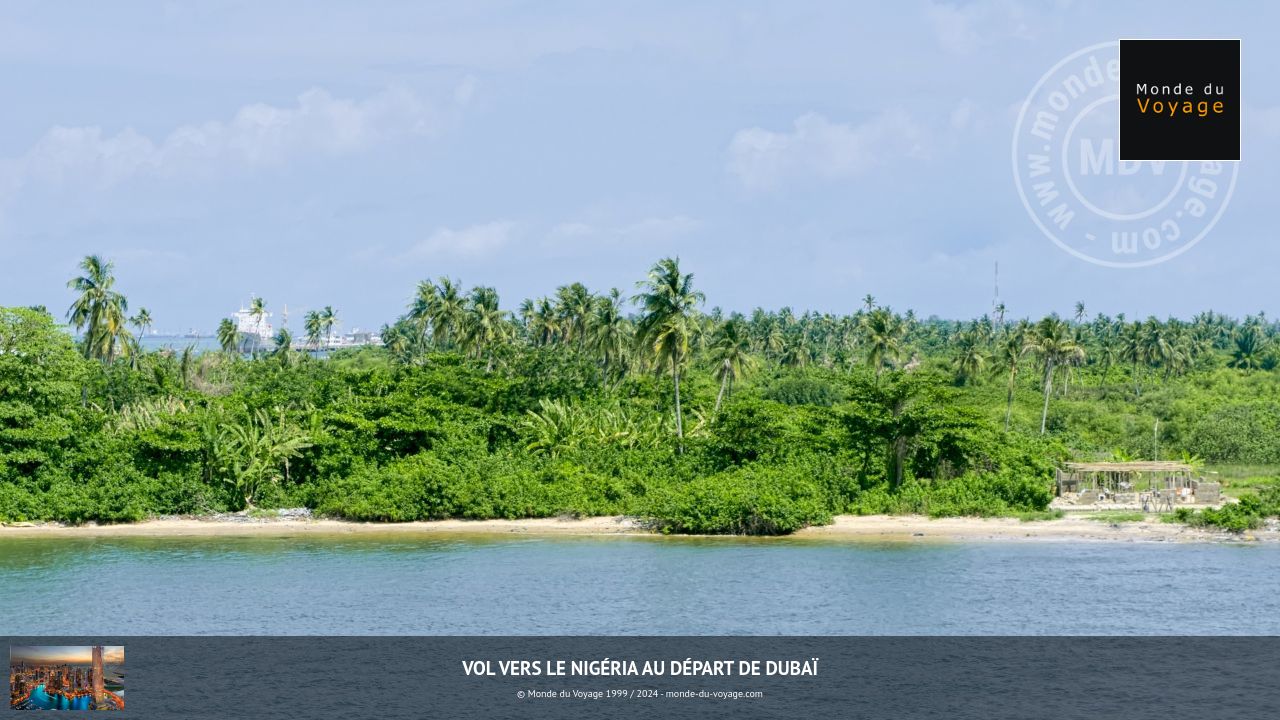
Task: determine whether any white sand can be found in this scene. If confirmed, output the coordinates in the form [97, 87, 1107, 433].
[1, 513, 1273, 542]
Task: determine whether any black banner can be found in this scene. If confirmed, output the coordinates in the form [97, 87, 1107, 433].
[5, 636, 1279, 719]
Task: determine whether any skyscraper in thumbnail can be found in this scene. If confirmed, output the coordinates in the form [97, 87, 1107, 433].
[91, 645, 105, 705]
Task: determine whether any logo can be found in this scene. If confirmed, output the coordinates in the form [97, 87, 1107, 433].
[1012, 41, 1238, 268]
[1119, 39, 1240, 161]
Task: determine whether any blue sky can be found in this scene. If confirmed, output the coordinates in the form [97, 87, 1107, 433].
[0, 1, 1277, 334]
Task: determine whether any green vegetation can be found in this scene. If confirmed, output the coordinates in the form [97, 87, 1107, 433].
[1085, 511, 1149, 523]
[4, 255, 1280, 534]
[1171, 488, 1280, 533]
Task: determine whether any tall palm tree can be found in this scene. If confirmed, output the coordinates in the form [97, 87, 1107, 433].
[431, 278, 466, 349]
[997, 322, 1029, 430]
[709, 318, 756, 413]
[526, 297, 559, 346]
[588, 289, 629, 379]
[859, 307, 905, 382]
[303, 310, 324, 351]
[1119, 321, 1149, 395]
[633, 257, 704, 447]
[1025, 316, 1084, 434]
[217, 318, 240, 354]
[408, 279, 437, 346]
[952, 329, 988, 385]
[130, 307, 153, 337]
[248, 297, 267, 353]
[555, 282, 595, 346]
[321, 306, 338, 348]
[462, 286, 511, 370]
[66, 254, 131, 362]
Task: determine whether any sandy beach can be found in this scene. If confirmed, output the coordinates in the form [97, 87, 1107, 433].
[0, 513, 1274, 543]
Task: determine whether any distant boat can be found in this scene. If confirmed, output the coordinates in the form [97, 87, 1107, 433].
[233, 304, 274, 347]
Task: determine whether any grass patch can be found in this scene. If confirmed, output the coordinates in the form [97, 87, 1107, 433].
[1011, 510, 1064, 522]
[1084, 511, 1148, 523]
[1203, 465, 1280, 498]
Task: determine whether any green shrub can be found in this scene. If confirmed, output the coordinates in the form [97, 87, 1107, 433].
[848, 471, 1053, 518]
[644, 464, 832, 535]
[1177, 493, 1275, 533]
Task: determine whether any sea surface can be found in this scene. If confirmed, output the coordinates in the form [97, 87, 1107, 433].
[1, 535, 1277, 635]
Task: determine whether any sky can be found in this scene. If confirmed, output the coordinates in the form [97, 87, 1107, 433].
[10, 646, 125, 665]
[0, 1, 1277, 334]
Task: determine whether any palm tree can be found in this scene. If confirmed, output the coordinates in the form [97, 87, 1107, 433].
[462, 286, 511, 370]
[526, 297, 559, 346]
[130, 307, 153, 337]
[952, 329, 988, 385]
[1119, 321, 1149, 395]
[633, 257, 704, 447]
[1094, 322, 1120, 388]
[1228, 324, 1270, 370]
[709, 318, 756, 413]
[1025, 316, 1084, 434]
[303, 310, 324, 351]
[555, 282, 595, 346]
[859, 307, 906, 382]
[248, 297, 267, 353]
[321, 306, 338, 349]
[588, 289, 629, 379]
[431, 278, 466, 348]
[408, 279, 437, 346]
[997, 322, 1029, 430]
[217, 318, 240, 354]
[66, 254, 132, 362]
[271, 328, 296, 366]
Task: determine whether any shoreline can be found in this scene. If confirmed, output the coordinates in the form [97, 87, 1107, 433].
[0, 513, 1274, 543]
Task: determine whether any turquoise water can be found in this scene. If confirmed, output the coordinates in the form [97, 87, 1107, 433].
[26, 685, 91, 710]
[1, 535, 1278, 635]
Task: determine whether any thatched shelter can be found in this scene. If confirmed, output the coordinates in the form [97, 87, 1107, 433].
[1055, 460, 1216, 507]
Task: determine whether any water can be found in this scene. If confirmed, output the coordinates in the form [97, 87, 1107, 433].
[1, 535, 1277, 635]
[25, 684, 92, 710]
[136, 336, 221, 353]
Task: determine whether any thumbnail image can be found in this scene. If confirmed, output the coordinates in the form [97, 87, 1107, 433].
[9, 646, 124, 711]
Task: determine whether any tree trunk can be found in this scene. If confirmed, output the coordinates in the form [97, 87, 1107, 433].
[672, 355, 684, 451]
[713, 361, 730, 414]
[1039, 359, 1055, 434]
[1004, 366, 1016, 431]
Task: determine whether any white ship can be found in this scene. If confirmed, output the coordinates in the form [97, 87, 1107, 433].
[228, 297, 381, 351]
[233, 300, 274, 347]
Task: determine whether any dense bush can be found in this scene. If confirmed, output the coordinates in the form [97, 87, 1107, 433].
[1173, 486, 1280, 532]
[9, 296, 1280, 535]
[645, 464, 833, 535]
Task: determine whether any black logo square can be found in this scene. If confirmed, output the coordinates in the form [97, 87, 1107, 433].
[1120, 39, 1240, 161]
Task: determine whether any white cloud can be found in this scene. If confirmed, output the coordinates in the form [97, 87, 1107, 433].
[926, 1, 1044, 55]
[927, 3, 984, 55]
[548, 214, 699, 244]
[405, 221, 516, 260]
[726, 111, 927, 191]
[4, 86, 443, 194]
